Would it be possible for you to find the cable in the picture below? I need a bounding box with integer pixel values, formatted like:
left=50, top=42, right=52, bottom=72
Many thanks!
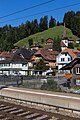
left=0, top=2, right=80, bottom=24
left=0, top=0, right=54, bottom=19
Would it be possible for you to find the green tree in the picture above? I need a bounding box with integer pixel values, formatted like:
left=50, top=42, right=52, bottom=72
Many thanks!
left=33, top=19, right=39, bottom=34
left=63, top=11, right=75, bottom=29
left=63, top=11, right=80, bottom=37
left=43, top=16, right=48, bottom=30
left=68, top=43, right=74, bottom=49
left=53, top=36, right=61, bottom=52
left=25, top=20, right=31, bottom=36
left=49, top=16, right=56, bottom=28
left=41, top=38, right=44, bottom=44
left=41, top=79, right=57, bottom=91
left=28, top=38, right=33, bottom=47
left=19, top=23, right=26, bottom=39
left=34, top=59, right=48, bottom=71
left=39, top=16, right=48, bottom=32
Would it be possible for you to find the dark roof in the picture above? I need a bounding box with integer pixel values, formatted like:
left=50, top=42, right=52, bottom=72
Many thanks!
left=30, top=44, right=42, bottom=48
left=61, top=36, right=69, bottom=40
left=34, top=48, right=59, bottom=61
left=76, top=38, right=80, bottom=41
left=15, top=48, right=34, bottom=60
left=60, top=57, right=80, bottom=70
left=0, top=53, right=27, bottom=63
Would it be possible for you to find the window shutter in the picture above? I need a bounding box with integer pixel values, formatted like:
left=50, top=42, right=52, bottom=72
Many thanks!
left=73, top=68, right=76, bottom=74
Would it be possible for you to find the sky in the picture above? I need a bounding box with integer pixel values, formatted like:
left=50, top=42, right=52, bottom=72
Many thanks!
left=0, top=0, right=80, bottom=27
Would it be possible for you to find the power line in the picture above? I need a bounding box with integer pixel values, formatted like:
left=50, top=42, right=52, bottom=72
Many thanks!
left=0, top=0, right=54, bottom=19
left=0, top=2, right=80, bottom=24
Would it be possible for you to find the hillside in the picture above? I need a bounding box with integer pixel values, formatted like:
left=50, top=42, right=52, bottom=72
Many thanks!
left=14, top=26, right=78, bottom=48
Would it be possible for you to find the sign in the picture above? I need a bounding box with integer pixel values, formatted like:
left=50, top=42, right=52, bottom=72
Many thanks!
left=65, top=73, right=72, bottom=78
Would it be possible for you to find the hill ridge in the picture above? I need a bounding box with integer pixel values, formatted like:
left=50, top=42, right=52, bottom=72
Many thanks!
left=14, top=26, right=78, bottom=48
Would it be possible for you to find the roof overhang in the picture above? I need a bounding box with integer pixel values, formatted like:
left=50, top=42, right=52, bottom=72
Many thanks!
left=60, top=58, right=80, bottom=70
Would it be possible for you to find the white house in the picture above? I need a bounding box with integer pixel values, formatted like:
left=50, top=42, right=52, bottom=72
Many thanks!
left=60, top=41, right=68, bottom=51
left=76, top=38, right=80, bottom=44
left=56, top=48, right=80, bottom=70
left=0, top=52, right=28, bottom=76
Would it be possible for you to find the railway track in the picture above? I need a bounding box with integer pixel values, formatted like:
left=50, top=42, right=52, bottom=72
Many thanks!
left=0, top=100, right=79, bottom=120
left=0, top=87, right=80, bottom=119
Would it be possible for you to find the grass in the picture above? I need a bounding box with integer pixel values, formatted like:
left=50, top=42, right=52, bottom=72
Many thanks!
left=14, top=26, right=78, bottom=48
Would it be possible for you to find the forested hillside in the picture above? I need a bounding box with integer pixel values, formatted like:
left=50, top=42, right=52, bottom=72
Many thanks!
left=14, top=26, right=78, bottom=48
left=64, top=11, right=80, bottom=37
left=0, top=11, right=80, bottom=51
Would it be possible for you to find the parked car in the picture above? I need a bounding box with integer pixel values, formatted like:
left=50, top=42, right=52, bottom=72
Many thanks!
left=72, top=89, right=80, bottom=94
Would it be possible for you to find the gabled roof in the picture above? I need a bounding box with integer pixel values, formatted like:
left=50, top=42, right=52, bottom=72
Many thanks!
left=61, top=57, right=80, bottom=70
left=0, top=52, right=27, bottom=63
left=34, top=48, right=59, bottom=61
left=46, top=38, right=54, bottom=43
left=61, top=36, right=69, bottom=40
left=15, top=48, right=34, bottom=60
left=60, top=48, right=80, bottom=59
left=60, top=42, right=67, bottom=47
left=30, top=44, right=42, bottom=48
left=0, top=52, right=11, bottom=58
left=76, top=38, right=80, bottom=41
left=10, top=53, right=27, bottom=63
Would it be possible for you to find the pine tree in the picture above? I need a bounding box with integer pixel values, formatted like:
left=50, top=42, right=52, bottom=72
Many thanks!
left=49, top=16, right=56, bottom=28
left=39, top=16, right=48, bottom=32
left=53, top=36, right=61, bottom=52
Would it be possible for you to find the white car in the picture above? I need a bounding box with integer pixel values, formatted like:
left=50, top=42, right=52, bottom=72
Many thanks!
left=73, top=90, right=80, bottom=94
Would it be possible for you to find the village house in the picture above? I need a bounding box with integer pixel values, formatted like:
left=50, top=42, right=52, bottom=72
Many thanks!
left=76, top=38, right=80, bottom=44
left=30, top=43, right=42, bottom=51
left=60, top=23, right=75, bottom=51
left=56, top=48, right=80, bottom=70
left=31, top=48, right=59, bottom=75
left=61, top=55, right=80, bottom=86
left=60, top=40, right=68, bottom=51
left=45, top=38, right=54, bottom=51
left=0, top=52, right=28, bottom=76
left=46, top=38, right=54, bottom=45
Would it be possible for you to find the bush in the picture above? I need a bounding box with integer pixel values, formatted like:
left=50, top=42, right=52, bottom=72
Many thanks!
left=41, top=79, right=57, bottom=91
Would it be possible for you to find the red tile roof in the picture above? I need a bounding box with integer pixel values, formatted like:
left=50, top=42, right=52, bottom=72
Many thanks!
left=0, top=52, right=27, bottom=63
left=46, top=38, right=54, bottom=43
left=0, top=52, right=12, bottom=57
left=35, top=48, right=59, bottom=61
left=61, top=48, right=80, bottom=59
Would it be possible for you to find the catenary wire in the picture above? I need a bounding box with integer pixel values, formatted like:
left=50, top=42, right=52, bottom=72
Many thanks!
left=0, top=0, right=55, bottom=19
left=0, top=2, right=80, bottom=24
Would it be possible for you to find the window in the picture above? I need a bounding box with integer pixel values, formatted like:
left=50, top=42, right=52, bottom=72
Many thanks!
left=0, top=64, right=3, bottom=67
left=68, top=58, right=71, bottom=61
left=61, top=58, right=65, bottom=61
left=76, top=67, right=80, bottom=74
left=76, top=79, right=80, bottom=85
left=65, top=53, right=67, bottom=56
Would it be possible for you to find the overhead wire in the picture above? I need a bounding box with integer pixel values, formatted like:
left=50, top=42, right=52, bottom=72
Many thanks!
left=0, top=2, right=80, bottom=24
left=0, top=0, right=55, bottom=19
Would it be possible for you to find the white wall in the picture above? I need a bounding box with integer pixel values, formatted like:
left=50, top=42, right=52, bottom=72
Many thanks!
left=0, top=62, right=28, bottom=75
left=56, top=53, right=71, bottom=70
left=62, top=39, right=68, bottom=47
